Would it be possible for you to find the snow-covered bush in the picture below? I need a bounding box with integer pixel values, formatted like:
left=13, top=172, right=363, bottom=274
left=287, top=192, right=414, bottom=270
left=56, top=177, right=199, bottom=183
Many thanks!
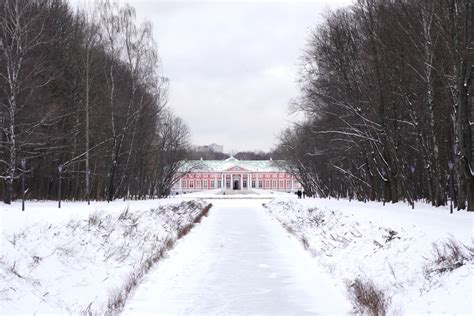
left=425, top=239, right=474, bottom=275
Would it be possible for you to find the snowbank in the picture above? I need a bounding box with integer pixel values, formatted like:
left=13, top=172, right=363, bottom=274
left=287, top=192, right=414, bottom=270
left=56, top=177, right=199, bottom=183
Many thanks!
left=181, top=188, right=295, bottom=199
left=264, top=197, right=474, bottom=314
left=1, top=199, right=211, bottom=314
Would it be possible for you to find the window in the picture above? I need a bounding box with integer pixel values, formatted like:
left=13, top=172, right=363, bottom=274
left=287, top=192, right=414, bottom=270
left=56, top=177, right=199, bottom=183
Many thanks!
left=286, top=180, right=291, bottom=189
left=217, top=180, right=222, bottom=188
left=280, top=180, right=284, bottom=189
left=266, top=180, right=270, bottom=188
left=189, top=181, right=194, bottom=189
left=204, top=180, right=208, bottom=188
left=243, top=180, right=247, bottom=188
left=259, top=180, right=263, bottom=188
left=226, top=181, right=230, bottom=188
left=252, top=180, right=256, bottom=188
left=196, top=180, right=201, bottom=189
left=211, top=180, right=215, bottom=188
left=273, top=180, right=277, bottom=188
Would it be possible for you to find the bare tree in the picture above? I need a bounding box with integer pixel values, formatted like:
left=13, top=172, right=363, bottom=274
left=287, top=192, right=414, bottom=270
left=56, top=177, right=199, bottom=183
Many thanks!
left=77, top=6, right=101, bottom=204
left=152, top=110, right=190, bottom=198
left=279, top=0, right=473, bottom=211
left=0, top=0, right=193, bottom=204
left=0, top=0, right=56, bottom=204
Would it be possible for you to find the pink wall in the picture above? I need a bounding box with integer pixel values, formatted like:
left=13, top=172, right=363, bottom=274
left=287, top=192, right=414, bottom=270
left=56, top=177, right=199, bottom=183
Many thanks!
left=176, top=171, right=301, bottom=191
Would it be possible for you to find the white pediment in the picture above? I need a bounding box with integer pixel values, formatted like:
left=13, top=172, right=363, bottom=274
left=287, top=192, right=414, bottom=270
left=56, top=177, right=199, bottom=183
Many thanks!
left=224, top=165, right=249, bottom=172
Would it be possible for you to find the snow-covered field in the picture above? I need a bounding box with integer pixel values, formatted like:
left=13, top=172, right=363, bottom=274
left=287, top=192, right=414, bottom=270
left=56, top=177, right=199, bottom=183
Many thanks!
left=264, top=197, right=474, bottom=314
left=2, top=191, right=472, bottom=315
left=1, top=198, right=210, bottom=314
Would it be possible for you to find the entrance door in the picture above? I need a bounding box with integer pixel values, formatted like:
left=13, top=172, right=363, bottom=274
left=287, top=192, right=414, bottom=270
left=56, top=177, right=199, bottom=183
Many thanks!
left=233, top=180, right=239, bottom=190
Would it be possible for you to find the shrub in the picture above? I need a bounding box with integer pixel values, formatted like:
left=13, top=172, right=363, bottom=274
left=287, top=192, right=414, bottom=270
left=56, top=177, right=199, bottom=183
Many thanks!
left=429, top=239, right=474, bottom=274
left=347, top=278, right=390, bottom=316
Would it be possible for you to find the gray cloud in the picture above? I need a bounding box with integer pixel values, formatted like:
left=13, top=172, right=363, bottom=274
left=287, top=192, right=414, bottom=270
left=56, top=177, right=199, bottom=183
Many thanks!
left=70, top=0, right=353, bottom=152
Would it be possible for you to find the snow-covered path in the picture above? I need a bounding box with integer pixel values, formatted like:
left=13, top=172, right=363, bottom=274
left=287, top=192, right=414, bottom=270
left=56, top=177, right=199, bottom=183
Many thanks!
left=124, top=199, right=350, bottom=315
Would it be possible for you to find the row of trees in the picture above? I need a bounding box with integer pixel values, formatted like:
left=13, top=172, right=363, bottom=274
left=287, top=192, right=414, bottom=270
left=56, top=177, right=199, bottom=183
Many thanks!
left=277, top=0, right=473, bottom=211
left=0, top=0, right=190, bottom=204
left=187, top=149, right=276, bottom=161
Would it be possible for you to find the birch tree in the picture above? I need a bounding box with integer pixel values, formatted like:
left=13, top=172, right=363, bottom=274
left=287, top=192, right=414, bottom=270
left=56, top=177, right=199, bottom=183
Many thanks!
left=0, top=0, right=54, bottom=204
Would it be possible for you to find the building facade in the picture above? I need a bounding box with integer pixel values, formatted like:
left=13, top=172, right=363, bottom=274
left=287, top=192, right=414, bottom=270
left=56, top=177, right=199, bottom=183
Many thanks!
left=173, top=157, right=302, bottom=193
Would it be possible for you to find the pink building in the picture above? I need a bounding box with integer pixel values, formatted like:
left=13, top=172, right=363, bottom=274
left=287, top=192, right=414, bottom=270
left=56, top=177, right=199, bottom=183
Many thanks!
left=173, top=157, right=302, bottom=193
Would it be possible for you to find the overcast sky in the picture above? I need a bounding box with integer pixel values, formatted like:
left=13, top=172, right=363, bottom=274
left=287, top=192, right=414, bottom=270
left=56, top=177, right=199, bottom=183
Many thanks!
left=71, top=0, right=353, bottom=152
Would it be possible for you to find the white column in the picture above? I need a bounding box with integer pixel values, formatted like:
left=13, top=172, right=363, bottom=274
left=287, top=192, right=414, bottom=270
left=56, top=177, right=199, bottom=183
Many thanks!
left=230, top=174, right=233, bottom=190
left=178, top=175, right=182, bottom=190
left=222, top=174, right=224, bottom=189
left=214, top=173, right=217, bottom=189
left=291, top=176, right=294, bottom=191
left=240, top=173, right=243, bottom=190
left=256, top=174, right=259, bottom=189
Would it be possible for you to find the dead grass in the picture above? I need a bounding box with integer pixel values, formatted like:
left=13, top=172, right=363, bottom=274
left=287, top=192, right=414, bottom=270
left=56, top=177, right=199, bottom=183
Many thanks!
left=427, top=238, right=474, bottom=275
left=8, top=231, right=27, bottom=246
left=308, top=208, right=326, bottom=227
left=118, top=207, right=130, bottom=221
left=282, top=223, right=295, bottom=234
left=347, top=278, right=390, bottom=316
left=301, top=235, right=310, bottom=250
left=178, top=203, right=212, bottom=239
left=194, top=203, right=212, bottom=223
left=87, top=212, right=101, bottom=227
left=104, top=272, right=139, bottom=314
left=8, top=261, right=24, bottom=279
left=382, top=229, right=400, bottom=243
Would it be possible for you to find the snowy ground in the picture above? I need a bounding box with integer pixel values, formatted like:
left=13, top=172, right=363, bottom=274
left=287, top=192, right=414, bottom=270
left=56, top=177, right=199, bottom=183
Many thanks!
left=2, top=192, right=472, bottom=315
left=1, top=198, right=210, bottom=314
left=124, top=199, right=351, bottom=315
left=264, top=197, right=474, bottom=314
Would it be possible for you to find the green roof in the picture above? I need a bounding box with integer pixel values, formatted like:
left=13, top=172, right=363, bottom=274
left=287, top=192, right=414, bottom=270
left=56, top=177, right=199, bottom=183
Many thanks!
left=180, top=157, right=286, bottom=172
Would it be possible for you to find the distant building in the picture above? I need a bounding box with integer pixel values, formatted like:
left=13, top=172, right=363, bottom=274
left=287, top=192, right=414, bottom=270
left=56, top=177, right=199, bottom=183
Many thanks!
left=196, top=143, right=223, bottom=153
left=172, top=157, right=302, bottom=193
